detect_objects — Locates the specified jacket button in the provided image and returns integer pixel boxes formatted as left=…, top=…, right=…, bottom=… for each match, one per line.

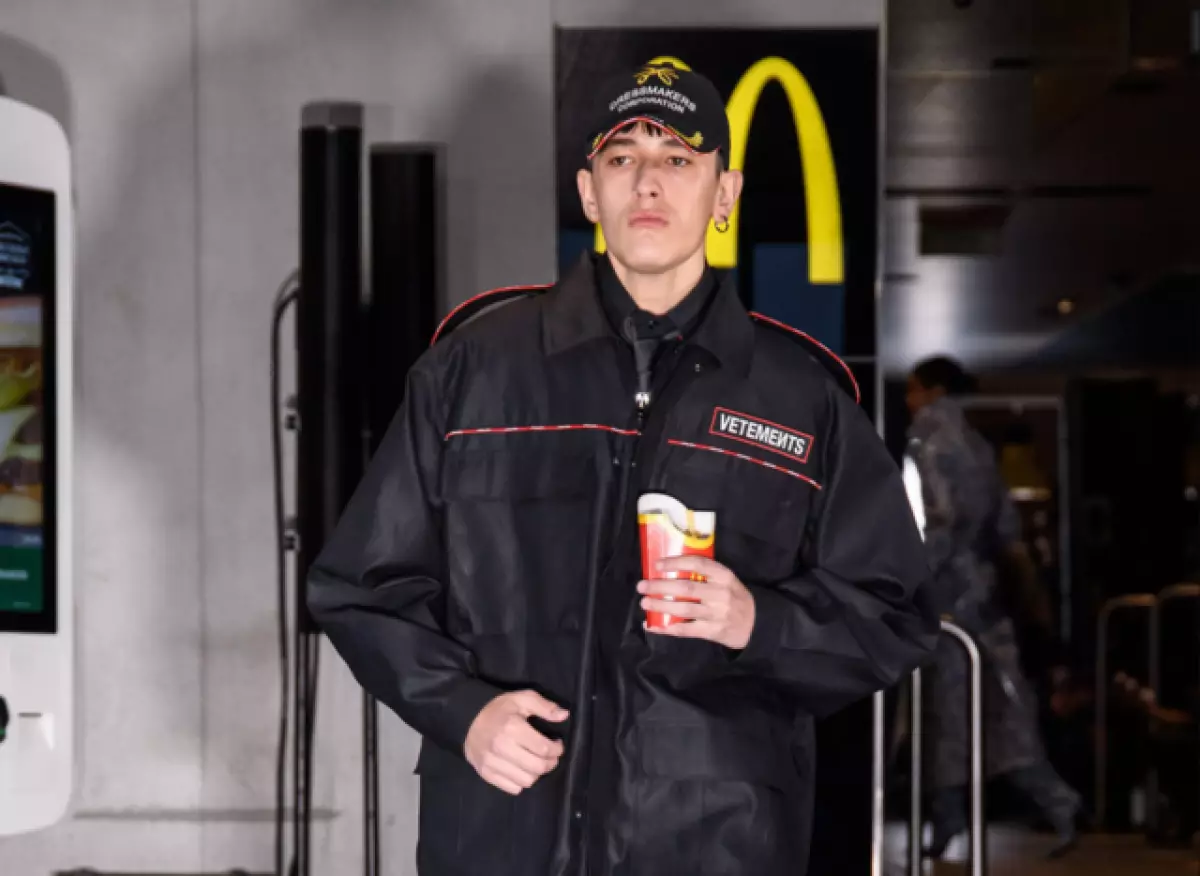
left=694, top=363, right=703, bottom=373
left=612, top=456, right=620, bottom=467
left=574, top=810, right=583, bottom=820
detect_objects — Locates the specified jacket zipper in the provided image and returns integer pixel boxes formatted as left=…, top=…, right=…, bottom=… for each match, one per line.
left=559, top=346, right=701, bottom=876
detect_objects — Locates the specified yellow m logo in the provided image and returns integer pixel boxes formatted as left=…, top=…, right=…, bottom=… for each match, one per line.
left=594, top=56, right=844, bottom=285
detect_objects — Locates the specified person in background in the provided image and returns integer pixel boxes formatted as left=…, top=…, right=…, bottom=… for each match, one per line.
left=906, top=355, right=1083, bottom=859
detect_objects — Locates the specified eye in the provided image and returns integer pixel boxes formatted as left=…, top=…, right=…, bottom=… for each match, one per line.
left=667, top=156, right=691, bottom=168
left=608, top=154, right=633, bottom=167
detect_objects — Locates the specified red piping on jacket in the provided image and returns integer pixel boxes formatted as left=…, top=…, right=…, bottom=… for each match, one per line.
left=445, top=424, right=641, bottom=440
left=430, top=284, right=551, bottom=346
left=668, top=439, right=823, bottom=491
left=747, top=312, right=861, bottom=405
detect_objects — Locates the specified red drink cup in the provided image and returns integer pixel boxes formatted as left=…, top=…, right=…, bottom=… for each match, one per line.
left=637, top=493, right=716, bottom=629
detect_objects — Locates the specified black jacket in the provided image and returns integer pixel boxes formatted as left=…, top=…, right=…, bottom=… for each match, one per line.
left=307, top=255, right=940, bottom=876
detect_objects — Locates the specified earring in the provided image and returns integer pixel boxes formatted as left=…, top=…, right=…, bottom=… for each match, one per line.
left=714, top=217, right=730, bottom=233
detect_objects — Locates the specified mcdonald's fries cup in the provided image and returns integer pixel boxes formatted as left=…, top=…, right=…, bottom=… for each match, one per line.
left=637, top=493, right=716, bottom=629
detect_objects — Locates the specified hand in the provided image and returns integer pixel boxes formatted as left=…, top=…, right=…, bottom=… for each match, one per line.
left=464, top=690, right=568, bottom=796
left=637, top=556, right=756, bottom=650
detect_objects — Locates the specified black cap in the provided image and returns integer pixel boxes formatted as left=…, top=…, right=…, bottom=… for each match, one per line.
left=584, top=62, right=729, bottom=165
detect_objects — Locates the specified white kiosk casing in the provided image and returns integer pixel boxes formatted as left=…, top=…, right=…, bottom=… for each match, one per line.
left=0, top=95, right=74, bottom=834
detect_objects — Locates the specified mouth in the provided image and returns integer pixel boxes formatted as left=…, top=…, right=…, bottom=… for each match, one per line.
left=628, top=212, right=668, bottom=229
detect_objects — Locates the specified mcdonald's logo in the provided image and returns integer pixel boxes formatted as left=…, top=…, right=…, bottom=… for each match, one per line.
left=594, top=56, right=844, bottom=286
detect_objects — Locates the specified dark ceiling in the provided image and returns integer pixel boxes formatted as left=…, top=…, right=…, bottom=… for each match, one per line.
left=880, top=0, right=1200, bottom=374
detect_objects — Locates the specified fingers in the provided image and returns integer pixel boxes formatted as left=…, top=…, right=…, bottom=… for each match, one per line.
left=479, top=755, right=539, bottom=795
left=653, top=554, right=730, bottom=581
left=480, top=723, right=561, bottom=796
left=640, top=596, right=712, bottom=620
left=512, top=690, right=569, bottom=722
left=497, top=732, right=560, bottom=777
left=467, top=692, right=570, bottom=796
left=480, top=770, right=524, bottom=795
left=476, top=734, right=552, bottom=796
left=637, top=576, right=707, bottom=599
left=645, top=619, right=721, bottom=641
left=510, top=719, right=565, bottom=762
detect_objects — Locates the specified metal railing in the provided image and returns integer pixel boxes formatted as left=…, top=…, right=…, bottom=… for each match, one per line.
left=1093, top=584, right=1200, bottom=831
left=871, top=619, right=987, bottom=876
left=871, top=688, right=887, bottom=876
left=1093, top=593, right=1157, bottom=829
left=1146, top=583, right=1200, bottom=833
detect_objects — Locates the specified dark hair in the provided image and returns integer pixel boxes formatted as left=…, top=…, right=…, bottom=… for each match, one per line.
left=911, top=356, right=978, bottom=396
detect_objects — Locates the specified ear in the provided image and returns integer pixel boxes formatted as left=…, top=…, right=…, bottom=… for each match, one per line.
left=576, top=168, right=600, bottom=225
left=713, top=168, right=744, bottom=225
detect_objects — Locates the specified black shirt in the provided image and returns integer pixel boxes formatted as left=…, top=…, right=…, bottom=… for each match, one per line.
left=596, top=255, right=718, bottom=419
left=596, top=253, right=718, bottom=344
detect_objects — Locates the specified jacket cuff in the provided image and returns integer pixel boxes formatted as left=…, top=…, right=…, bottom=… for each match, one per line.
left=734, top=582, right=790, bottom=669
left=439, top=676, right=504, bottom=757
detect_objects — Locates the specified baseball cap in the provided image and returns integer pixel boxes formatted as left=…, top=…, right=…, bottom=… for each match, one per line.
left=584, top=61, right=730, bottom=166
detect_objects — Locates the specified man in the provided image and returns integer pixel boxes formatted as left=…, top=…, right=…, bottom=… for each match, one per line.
left=905, top=357, right=1081, bottom=858
left=308, top=61, right=939, bottom=876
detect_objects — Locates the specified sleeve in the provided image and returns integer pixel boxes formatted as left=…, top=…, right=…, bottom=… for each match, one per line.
left=728, top=388, right=942, bottom=718
left=305, top=357, right=502, bottom=756
left=911, top=428, right=964, bottom=580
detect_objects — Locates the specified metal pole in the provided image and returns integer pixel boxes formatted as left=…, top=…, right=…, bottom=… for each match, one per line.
left=1149, top=584, right=1200, bottom=701
left=897, top=450, right=926, bottom=876
left=1146, top=584, right=1200, bottom=833
left=940, top=621, right=984, bottom=876
left=1147, top=596, right=1160, bottom=833
left=871, top=690, right=886, bottom=876
left=1093, top=594, right=1156, bottom=829
left=908, top=669, right=923, bottom=876
left=1056, top=401, right=1072, bottom=643
left=363, top=692, right=380, bottom=876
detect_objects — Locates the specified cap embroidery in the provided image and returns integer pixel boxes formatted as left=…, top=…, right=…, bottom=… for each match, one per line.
left=635, top=65, right=679, bottom=87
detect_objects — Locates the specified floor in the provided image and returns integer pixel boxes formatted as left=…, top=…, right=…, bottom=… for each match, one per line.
left=882, top=823, right=1199, bottom=876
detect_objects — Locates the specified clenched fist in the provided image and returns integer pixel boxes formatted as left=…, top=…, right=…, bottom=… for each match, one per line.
left=464, top=690, right=568, bottom=795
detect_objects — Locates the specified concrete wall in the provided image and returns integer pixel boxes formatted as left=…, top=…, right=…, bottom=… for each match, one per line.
left=0, top=1, right=882, bottom=873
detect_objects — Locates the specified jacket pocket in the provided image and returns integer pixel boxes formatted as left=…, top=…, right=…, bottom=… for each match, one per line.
left=414, top=740, right=518, bottom=874
left=414, top=743, right=467, bottom=872
left=443, top=447, right=595, bottom=500
left=718, top=461, right=815, bottom=553
left=629, top=722, right=800, bottom=876
left=660, top=445, right=815, bottom=583
left=442, top=448, right=598, bottom=634
left=635, top=721, right=794, bottom=791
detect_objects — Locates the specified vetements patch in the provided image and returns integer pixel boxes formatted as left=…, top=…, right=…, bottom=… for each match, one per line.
left=709, top=407, right=814, bottom=464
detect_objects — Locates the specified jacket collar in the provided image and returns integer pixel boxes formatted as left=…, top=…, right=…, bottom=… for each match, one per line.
left=543, top=252, right=754, bottom=377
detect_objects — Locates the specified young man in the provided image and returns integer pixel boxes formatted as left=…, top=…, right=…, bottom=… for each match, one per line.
left=308, top=62, right=939, bottom=876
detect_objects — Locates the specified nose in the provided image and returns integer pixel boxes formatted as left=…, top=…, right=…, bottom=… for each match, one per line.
left=633, top=163, right=662, bottom=199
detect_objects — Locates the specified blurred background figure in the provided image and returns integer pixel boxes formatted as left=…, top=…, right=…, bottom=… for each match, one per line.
left=906, top=355, right=1083, bottom=860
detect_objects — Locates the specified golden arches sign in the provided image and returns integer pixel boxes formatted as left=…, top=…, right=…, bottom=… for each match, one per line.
left=593, top=55, right=844, bottom=285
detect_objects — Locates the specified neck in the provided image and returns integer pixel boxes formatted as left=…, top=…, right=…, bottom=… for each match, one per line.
left=608, top=248, right=707, bottom=316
